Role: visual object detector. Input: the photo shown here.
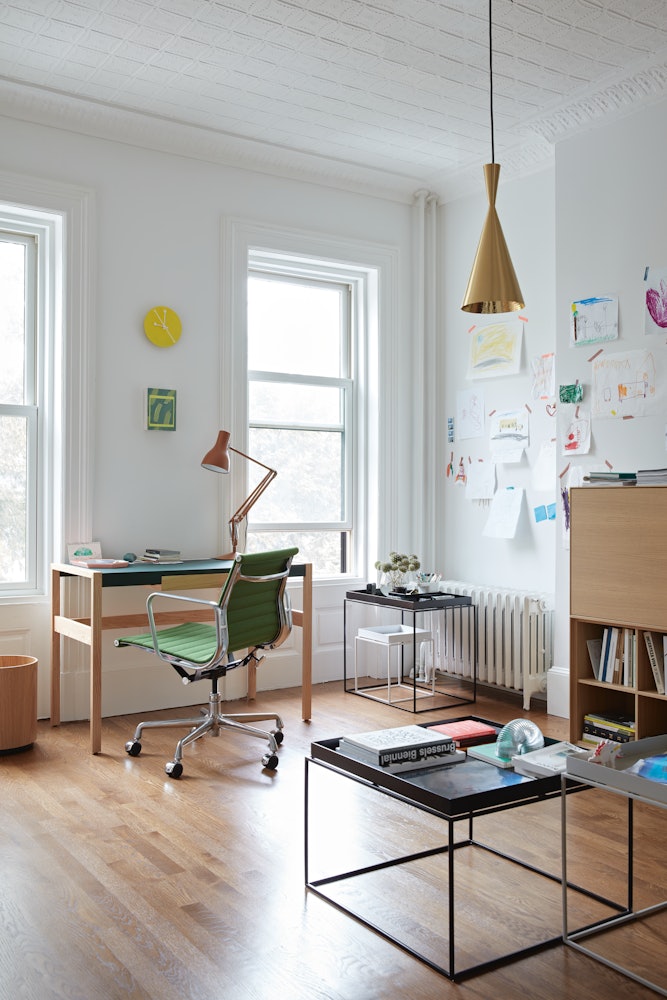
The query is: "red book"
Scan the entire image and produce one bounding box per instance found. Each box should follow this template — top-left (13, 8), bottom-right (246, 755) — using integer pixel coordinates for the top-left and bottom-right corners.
top-left (427, 719), bottom-right (497, 747)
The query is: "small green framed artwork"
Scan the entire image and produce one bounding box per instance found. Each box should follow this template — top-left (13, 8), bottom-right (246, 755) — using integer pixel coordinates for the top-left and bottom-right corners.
top-left (145, 388), bottom-right (177, 430)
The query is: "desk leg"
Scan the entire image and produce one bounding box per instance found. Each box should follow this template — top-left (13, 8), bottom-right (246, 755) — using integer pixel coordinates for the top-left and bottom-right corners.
top-left (90, 572), bottom-right (103, 754)
top-left (301, 563), bottom-right (312, 721)
top-left (51, 567), bottom-right (61, 727)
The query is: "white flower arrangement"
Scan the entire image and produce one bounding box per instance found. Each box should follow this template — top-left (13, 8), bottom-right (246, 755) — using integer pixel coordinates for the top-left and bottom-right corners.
top-left (374, 551), bottom-right (420, 590)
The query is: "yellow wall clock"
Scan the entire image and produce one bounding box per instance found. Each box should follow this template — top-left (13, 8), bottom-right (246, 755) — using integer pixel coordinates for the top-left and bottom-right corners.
top-left (143, 306), bottom-right (182, 348)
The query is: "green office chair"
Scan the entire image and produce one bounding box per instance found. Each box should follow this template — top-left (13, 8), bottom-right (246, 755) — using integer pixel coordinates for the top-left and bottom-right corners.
top-left (115, 547), bottom-right (298, 778)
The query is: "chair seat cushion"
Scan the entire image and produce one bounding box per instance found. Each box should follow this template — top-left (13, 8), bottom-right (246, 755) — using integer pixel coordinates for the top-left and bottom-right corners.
top-left (120, 623), bottom-right (220, 664)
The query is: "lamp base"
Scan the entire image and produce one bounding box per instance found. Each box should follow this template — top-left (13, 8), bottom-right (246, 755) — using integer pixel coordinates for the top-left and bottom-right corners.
top-left (215, 551), bottom-right (237, 561)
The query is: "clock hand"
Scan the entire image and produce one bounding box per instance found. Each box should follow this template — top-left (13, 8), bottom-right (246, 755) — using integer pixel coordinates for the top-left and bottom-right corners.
top-left (152, 307), bottom-right (169, 331)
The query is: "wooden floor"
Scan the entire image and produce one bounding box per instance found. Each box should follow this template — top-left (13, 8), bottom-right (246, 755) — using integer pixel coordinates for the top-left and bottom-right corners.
top-left (2, 681), bottom-right (665, 999)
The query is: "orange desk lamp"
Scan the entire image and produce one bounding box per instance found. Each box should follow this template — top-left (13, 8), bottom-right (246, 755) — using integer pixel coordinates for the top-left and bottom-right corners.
top-left (201, 430), bottom-right (277, 558)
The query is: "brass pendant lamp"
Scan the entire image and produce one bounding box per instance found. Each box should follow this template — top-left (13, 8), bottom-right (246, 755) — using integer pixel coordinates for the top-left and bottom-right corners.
top-left (461, 0), bottom-right (524, 314)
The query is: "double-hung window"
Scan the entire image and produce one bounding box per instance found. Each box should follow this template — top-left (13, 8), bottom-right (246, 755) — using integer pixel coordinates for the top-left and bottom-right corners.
top-left (245, 266), bottom-right (353, 574)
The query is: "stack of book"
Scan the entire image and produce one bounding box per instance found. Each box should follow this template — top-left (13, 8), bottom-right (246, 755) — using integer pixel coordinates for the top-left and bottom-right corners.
top-left (426, 718), bottom-right (497, 747)
top-left (511, 741), bottom-right (588, 778)
top-left (637, 467), bottom-right (667, 485)
top-left (581, 711), bottom-right (636, 746)
top-left (466, 742), bottom-right (513, 768)
top-left (583, 471), bottom-right (636, 486)
top-left (140, 548), bottom-right (182, 563)
top-left (337, 725), bottom-right (464, 773)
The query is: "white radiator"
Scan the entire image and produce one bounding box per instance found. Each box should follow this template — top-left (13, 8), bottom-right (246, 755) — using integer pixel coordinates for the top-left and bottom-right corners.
top-left (435, 581), bottom-right (554, 710)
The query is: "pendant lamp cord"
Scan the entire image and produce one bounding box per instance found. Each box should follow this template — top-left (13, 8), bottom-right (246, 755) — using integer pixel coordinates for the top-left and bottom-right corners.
top-left (489, 0), bottom-right (495, 164)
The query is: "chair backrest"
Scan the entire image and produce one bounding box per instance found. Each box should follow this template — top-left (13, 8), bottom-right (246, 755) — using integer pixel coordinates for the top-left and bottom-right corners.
top-left (220, 548), bottom-right (299, 653)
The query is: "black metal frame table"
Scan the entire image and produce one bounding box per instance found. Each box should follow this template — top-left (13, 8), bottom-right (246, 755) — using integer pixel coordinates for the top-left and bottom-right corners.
top-left (344, 589), bottom-right (476, 713)
top-left (304, 723), bottom-right (616, 983)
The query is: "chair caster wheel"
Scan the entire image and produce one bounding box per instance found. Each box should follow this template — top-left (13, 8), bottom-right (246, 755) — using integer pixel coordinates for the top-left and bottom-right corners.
top-left (262, 753), bottom-right (279, 770)
top-left (165, 761), bottom-right (183, 779)
top-left (272, 729), bottom-right (284, 745)
top-left (125, 740), bottom-right (142, 757)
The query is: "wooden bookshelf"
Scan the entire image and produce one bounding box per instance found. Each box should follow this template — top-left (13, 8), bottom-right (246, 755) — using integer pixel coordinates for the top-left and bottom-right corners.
top-left (569, 485), bottom-right (667, 743)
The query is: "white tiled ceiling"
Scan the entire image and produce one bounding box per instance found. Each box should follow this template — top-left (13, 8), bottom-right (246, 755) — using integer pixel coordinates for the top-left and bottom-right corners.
top-left (1, 0), bottom-right (667, 199)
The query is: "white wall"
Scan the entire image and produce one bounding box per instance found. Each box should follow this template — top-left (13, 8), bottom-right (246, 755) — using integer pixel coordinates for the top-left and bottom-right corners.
top-left (0, 115), bottom-right (416, 718)
top-left (551, 98), bottom-right (667, 715)
top-left (438, 97), bottom-right (667, 718)
top-left (439, 166), bottom-right (557, 593)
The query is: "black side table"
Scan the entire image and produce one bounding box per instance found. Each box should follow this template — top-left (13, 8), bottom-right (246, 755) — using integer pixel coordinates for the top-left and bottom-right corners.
top-left (344, 589), bottom-right (476, 713)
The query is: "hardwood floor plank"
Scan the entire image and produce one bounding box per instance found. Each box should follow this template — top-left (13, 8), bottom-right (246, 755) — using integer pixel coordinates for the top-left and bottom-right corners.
top-left (0, 682), bottom-right (663, 998)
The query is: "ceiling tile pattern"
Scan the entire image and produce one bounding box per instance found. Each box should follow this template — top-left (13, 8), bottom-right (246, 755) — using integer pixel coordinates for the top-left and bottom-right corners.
top-left (1, 0), bottom-right (667, 199)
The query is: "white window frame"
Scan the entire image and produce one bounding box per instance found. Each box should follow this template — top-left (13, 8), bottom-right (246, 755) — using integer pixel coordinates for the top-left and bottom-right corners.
top-left (0, 230), bottom-right (39, 591)
top-left (223, 220), bottom-right (397, 581)
top-left (247, 265), bottom-right (354, 554)
top-left (0, 172), bottom-right (93, 602)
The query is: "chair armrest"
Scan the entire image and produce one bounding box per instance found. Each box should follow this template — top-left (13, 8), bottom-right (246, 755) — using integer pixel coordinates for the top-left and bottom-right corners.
top-left (145, 592), bottom-right (228, 668)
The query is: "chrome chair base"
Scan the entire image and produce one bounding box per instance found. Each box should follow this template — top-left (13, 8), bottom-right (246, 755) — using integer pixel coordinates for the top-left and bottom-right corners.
top-left (125, 690), bottom-right (284, 778)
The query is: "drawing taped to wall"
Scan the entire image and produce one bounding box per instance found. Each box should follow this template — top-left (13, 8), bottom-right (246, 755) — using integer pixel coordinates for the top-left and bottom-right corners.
top-left (531, 352), bottom-right (555, 400)
top-left (644, 265), bottom-right (667, 335)
top-left (468, 320), bottom-right (522, 379)
top-left (489, 409), bottom-right (529, 463)
top-left (532, 439), bottom-right (556, 492)
top-left (570, 295), bottom-right (618, 345)
top-left (465, 460), bottom-right (496, 501)
top-left (456, 388), bottom-right (485, 439)
top-left (559, 407), bottom-right (591, 455)
top-left (483, 487), bottom-right (524, 539)
top-left (591, 350), bottom-right (657, 418)
top-left (559, 383), bottom-right (583, 404)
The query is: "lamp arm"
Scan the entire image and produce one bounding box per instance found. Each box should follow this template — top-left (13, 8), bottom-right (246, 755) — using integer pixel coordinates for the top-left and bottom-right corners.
top-left (227, 446), bottom-right (277, 532)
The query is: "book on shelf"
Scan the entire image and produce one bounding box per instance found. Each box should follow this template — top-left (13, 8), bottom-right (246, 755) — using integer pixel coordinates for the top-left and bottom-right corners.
top-left (586, 637), bottom-right (603, 679)
top-left (582, 726), bottom-right (634, 745)
top-left (624, 629), bottom-right (638, 688)
top-left (337, 725), bottom-right (459, 772)
top-left (643, 631), bottom-right (665, 695)
top-left (466, 742), bottom-right (513, 768)
top-left (512, 741), bottom-right (588, 778)
top-left (585, 709), bottom-right (635, 727)
top-left (583, 711), bottom-right (636, 744)
top-left (426, 719), bottom-right (497, 747)
top-left (598, 626), bottom-right (611, 681)
top-left (580, 731), bottom-right (605, 749)
top-left (606, 627), bottom-right (619, 683)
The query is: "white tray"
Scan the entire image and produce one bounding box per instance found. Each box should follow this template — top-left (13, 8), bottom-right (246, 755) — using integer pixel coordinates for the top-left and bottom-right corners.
top-left (566, 733), bottom-right (667, 805)
top-left (357, 624), bottom-right (432, 645)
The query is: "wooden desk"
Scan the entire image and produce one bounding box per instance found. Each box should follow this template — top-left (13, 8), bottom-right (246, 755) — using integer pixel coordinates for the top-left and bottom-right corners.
top-left (51, 558), bottom-right (313, 753)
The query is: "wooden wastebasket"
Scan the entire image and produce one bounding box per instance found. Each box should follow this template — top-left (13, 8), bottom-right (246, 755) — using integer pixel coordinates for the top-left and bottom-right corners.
top-left (0, 655), bottom-right (38, 753)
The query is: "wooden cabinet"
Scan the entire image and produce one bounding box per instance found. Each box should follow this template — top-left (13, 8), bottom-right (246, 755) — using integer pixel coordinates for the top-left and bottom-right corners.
top-left (569, 486), bottom-right (667, 743)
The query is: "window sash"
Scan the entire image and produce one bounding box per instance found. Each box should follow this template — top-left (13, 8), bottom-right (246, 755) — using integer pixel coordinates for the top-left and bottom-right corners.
top-left (0, 404), bottom-right (37, 591)
top-left (247, 273), bottom-right (353, 542)
top-left (0, 227), bottom-right (38, 591)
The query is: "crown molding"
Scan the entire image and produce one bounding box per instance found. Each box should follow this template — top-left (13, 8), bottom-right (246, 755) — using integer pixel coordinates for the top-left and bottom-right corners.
top-left (525, 58), bottom-right (667, 146)
top-left (0, 77), bottom-right (424, 205)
